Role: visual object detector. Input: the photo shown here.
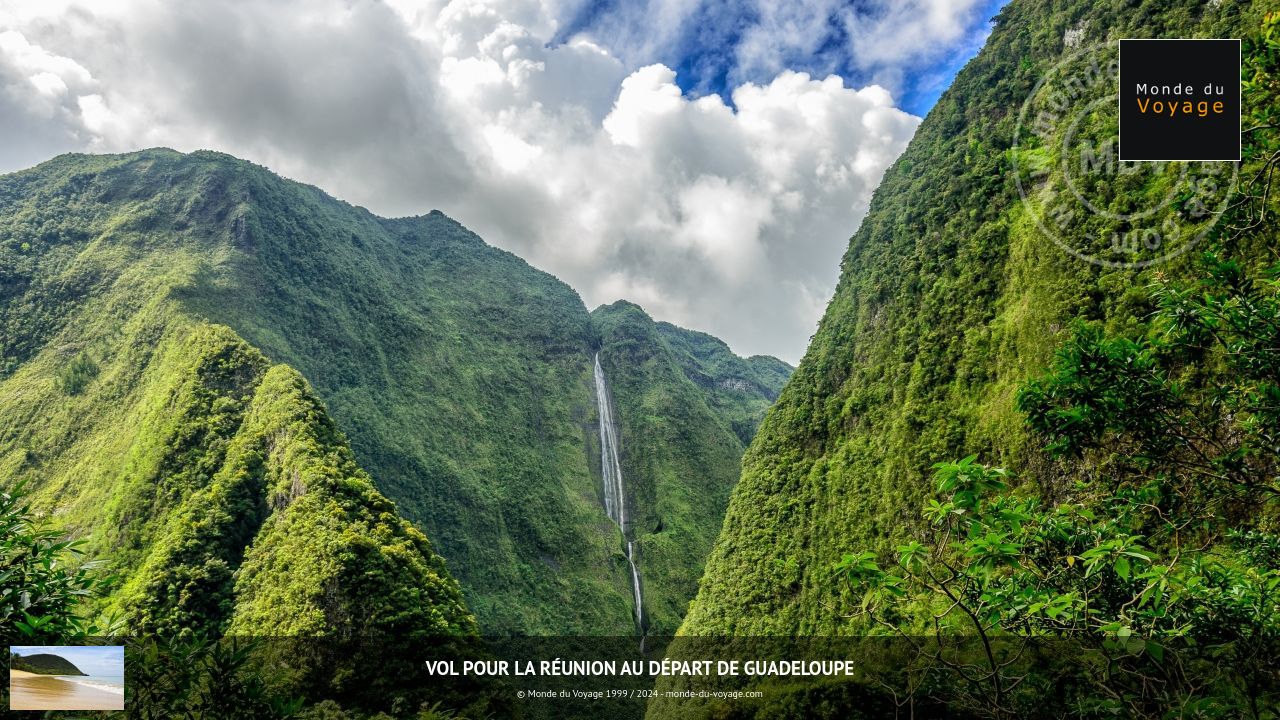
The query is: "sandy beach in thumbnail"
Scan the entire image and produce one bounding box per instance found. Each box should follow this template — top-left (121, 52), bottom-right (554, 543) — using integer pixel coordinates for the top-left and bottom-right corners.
top-left (9, 669), bottom-right (124, 711)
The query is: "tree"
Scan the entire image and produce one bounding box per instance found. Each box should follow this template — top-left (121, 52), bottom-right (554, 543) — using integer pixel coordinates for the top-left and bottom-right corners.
top-left (836, 450), bottom-right (1279, 718)
top-left (0, 481), bottom-right (119, 642)
top-left (834, 257), bottom-right (1280, 717)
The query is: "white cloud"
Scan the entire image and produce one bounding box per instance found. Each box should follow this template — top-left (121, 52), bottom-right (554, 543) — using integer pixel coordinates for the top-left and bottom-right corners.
top-left (838, 0), bottom-right (994, 92)
top-left (0, 28), bottom-right (99, 167)
top-left (0, 0), bottom-right (922, 364)
top-left (841, 0), bottom-right (989, 67)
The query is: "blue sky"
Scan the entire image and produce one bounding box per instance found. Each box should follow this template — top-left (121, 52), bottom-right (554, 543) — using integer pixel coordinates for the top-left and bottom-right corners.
top-left (0, 0), bottom-right (1008, 362)
top-left (555, 0), bottom-right (1009, 116)
top-left (11, 646), bottom-right (124, 676)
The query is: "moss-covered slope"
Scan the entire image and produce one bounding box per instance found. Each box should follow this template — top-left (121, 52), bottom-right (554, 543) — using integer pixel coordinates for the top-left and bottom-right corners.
top-left (0, 307), bottom-right (475, 637)
top-left (94, 324), bottom-right (477, 637)
top-left (682, 0), bottom-right (1279, 635)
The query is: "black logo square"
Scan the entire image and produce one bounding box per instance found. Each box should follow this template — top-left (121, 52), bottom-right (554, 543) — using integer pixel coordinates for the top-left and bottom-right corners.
top-left (1119, 39), bottom-right (1240, 161)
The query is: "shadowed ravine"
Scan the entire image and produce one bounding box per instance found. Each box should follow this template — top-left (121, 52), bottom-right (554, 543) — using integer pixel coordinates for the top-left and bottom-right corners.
top-left (593, 353), bottom-right (646, 645)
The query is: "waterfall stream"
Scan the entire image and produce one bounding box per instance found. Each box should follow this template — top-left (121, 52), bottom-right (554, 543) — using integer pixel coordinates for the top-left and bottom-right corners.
top-left (593, 353), bottom-right (646, 639)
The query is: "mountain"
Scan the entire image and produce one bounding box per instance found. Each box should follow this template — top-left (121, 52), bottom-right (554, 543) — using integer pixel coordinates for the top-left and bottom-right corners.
top-left (654, 320), bottom-right (793, 448)
top-left (681, 0), bottom-right (1279, 636)
top-left (10, 653), bottom-right (86, 676)
top-left (0, 149), bottom-right (789, 636)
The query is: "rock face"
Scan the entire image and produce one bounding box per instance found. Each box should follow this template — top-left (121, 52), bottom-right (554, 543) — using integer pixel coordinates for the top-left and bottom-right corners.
top-left (11, 653), bottom-right (86, 676)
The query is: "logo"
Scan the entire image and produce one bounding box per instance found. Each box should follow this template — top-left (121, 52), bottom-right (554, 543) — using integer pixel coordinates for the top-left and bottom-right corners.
top-left (1013, 42), bottom-right (1238, 268)
top-left (1119, 39), bottom-right (1241, 161)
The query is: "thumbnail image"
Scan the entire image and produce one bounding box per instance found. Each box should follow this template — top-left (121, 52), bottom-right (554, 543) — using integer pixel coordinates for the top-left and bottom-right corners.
top-left (9, 646), bottom-right (124, 711)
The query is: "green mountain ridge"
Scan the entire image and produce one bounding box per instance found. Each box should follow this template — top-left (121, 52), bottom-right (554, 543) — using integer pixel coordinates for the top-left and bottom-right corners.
top-left (10, 653), bottom-right (86, 676)
top-left (682, 0), bottom-right (1280, 636)
top-left (0, 148), bottom-right (789, 636)
top-left (654, 318), bottom-right (793, 447)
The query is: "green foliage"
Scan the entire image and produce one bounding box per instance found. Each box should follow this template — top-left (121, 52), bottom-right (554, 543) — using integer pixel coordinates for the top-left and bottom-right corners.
top-left (1019, 264), bottom-right (1280, 507)
top-left (292, 700), bottom-right (461, 720)
top-left (227, 366), bottom-right (476, 639)
top-left (56, 351), bottom-right (98, 395)
top-left (127, 635), bottom-right (304, 720)
top-left (88, 330), bottom-right (477, 640)
top-left (838, 457), bottom-right (1279, 717)
top-left (0, 481), bottom-right (119, 642)
top-left (1238, 11), bottom-right (1280, 233)
top-left (0, 147), bottom-right (617, 633)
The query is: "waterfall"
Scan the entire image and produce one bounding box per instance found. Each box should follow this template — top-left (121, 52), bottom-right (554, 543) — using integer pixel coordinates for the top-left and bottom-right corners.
top-left (593, 353), bottom-right (645, 639)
